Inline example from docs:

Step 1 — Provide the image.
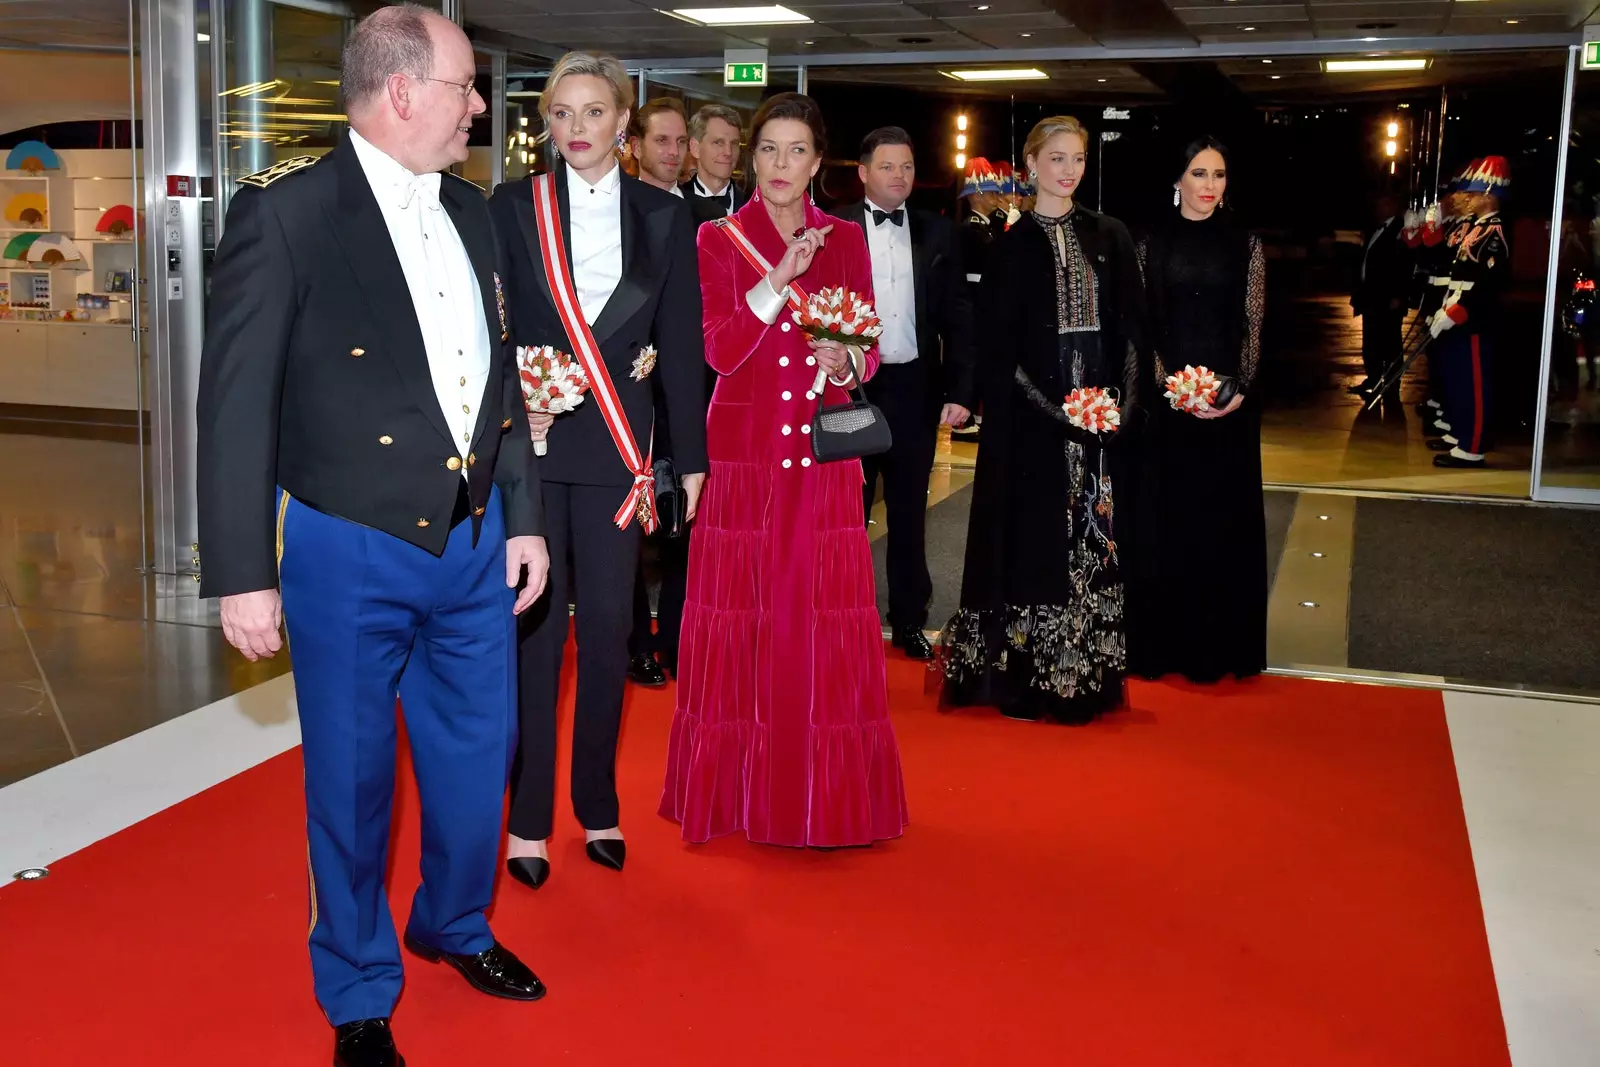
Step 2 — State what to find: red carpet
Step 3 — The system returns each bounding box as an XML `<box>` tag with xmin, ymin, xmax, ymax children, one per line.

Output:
<box><xmin>1</xmin><ymin>660</ymin><xmax>1509</xmax><ymax>1066</ymax></box>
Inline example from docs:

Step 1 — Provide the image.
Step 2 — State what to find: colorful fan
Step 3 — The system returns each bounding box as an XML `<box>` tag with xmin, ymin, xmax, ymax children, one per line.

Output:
<box><xmin>24</xmin><ymin>234</ymin><xmax>82</xmax><ymax>263</ymax></box>
<box><xmin>96</xmin><ymin>205</ymin><xmax>136</xmax><ymax>236</ymax></box>
<box><xmin>5</xmin><ymin>140</ymin><xmax>61</xmax><ymax>174</ymax></box>
<box><xmin>4</xmin><ymin>192</ymin><xmax>48</xmax><ymax>227</ymax></box>
<box><xmin>2</xmin><ymin>232</ymin><xmax>42</xmax><ymax>260</ymax></box>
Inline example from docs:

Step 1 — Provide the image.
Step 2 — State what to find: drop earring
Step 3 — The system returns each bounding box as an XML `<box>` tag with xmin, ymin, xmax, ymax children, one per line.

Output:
<box><xmin>1173</xmin><ymin>189</ymin><xmax>1181</xmax><ymax>207</ymax></box>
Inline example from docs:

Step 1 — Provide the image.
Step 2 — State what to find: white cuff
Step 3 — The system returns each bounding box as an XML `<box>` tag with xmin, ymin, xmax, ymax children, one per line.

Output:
<box><xmin>965</xmin><ymin>273</ymin><xmax>982</xmax><ymax>283</ymax></box>
<box><xmin>745</xmin><ymin>277</ymin><xmax>790</xmax><ymax>325</ymax></box>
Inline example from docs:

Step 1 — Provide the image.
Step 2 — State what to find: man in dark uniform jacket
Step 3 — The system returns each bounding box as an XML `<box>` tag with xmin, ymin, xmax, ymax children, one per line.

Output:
<box><xmin>1351</xmin><ymin>192</ymin><xmax>1412</xmax><ymax>406</ymax></box>
<box><xmin>625</xmin><ymin>102</ymin><xmax>746</xmax><ymax>682</ymax></box>
<box><xmin>195</xmin><ymin>8</ymin><xmax>548</xmax><ymax>1067</ymax></box>
<box><xmin>839</xmin><ymin>127</ymin><xmax>977</xmax><ymax>659</ymax></box>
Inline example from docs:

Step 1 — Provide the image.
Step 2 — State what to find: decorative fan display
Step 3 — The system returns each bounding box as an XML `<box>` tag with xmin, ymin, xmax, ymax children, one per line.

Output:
<box><xmin>4</xmin><ymin>192</ymin><xmax>48</xmax><ymax>228</ymax></box>
<box><xmin>2</xmin><ymin>232</ymin><xmax>42</xmax><ymax>260</ymax></box>
<box><xmin>5</xmin><ymin>140</ymin><xmax>61</xmax><ymax>174</ymax></box>
<box><xmin>96</xmin><ymin>205</ymin><xmax>136</xmax><ymax>236</ymax></box>
<box><xmin>24</xmin><ymin>234</ymin><xmax>83</xmax><ymax>263</ymax></box>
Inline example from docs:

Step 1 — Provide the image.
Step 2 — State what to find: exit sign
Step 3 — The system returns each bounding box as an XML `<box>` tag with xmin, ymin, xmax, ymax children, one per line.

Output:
<box><xmin>1585</xmin><ymin>40</ymin><xmax>1600</xmax><ymax>70</ymax></box>
<box><xmin>725</xmin><ymin>61</ymin><xmax>767</xmax><ymax>86</ymax></box>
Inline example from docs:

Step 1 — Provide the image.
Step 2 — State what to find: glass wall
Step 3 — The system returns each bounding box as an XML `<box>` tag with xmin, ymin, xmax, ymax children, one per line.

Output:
<box><xmin>1536</xmin><ymin>48</ymin><xmax>1600</xmax><ymax>503</ymax></box>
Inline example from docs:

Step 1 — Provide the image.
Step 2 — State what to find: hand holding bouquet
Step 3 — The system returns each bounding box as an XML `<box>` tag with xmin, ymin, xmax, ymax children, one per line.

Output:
<box><xmin>517</xmin><ymin>345</ymin><xmax>589</xmax><ymax>456</ymax></box>
<box><xmin>1164</xmin><ymin>364</ymin><xmax>1221</xmax><ymax>414</ymax></box>
<box><xmin>1062</xmin><ymin>386</ymin><xmax>1120</xmax><ymax>435</ymax></box>
<box><xmin>793</xmin><ymin>287</ymin><xmax>883</xmax><ymax>352</ymax></box>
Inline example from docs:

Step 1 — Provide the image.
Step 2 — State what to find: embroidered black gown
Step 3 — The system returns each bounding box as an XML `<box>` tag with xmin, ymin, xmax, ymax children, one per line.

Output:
<box><xmin>1126</xmin><ymin>213</ymin><xmax>1267</xmax><ymax>683</ymax></box>
<box><xmin>939</xmin><ymin>207</ymin><xmax>1144</xmax><ymax>724</ymax></box>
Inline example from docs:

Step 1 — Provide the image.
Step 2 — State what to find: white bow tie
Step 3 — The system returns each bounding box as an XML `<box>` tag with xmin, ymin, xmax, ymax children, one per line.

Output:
<box><xmin>400</xmin><ymin>172</ymin><xmax>442</xmax><ymax>210</ymax></box>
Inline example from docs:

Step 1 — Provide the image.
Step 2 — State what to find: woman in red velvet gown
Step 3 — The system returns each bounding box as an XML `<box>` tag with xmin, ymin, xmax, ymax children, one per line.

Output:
<box><xmin>660</xmin><ymin>93</ymin><xmax>908</xmax><ymax>847</ymax></box>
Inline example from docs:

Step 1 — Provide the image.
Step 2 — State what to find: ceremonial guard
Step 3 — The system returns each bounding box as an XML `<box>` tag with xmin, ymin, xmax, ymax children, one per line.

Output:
<box><xmin>196</xmin><ymin>7</ymin><xmax>549</xmax><ymax>1067</ymax></box>
<box><xmin>490</xmin><ymin>51</ymin><xmax>707</xmax><ymax>887</ymax></box>
<box><xmin>1425</xmin><ymin>157</ymin><xmax>1510</xmax><ymax>469</ymax></box>
<box><xmin>1407</xmin><ymin>163</ymin><xmax>1474</xmax><ymax>431</ymax></box>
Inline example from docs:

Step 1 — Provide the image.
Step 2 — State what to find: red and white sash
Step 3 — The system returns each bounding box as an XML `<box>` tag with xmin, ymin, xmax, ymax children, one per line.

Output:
<box><xmin>713</xmin><ymin>216</ymin><xmax>809</xmax><ymax>312</ymax></box>
<box><xmin>531</xmin><ymin>172</ymin><xmax>655</xmax><ymax>533</ymax></box>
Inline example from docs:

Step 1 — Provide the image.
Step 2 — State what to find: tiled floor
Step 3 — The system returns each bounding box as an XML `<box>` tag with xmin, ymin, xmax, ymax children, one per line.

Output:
<box><xmin>0</xmin><ymin>428</ymin><xmax>285</xmax><ymax>787</ymax></box>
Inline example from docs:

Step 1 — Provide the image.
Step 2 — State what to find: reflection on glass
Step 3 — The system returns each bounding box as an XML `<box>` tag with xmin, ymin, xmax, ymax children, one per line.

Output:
<box><xmin>1540</xmin><ymin>65</ymin><xmax>1600</xmax><ymax>494</ymax></box>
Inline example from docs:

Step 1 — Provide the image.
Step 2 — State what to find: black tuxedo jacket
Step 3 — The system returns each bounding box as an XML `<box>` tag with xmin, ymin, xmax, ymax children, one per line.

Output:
<box><xmin>679</xmin><ymin>178</ymin><xmax>749</xmax><ymax>225</ymax></box>
<box><xmin>489</xmin><ymin>166</ymin><xmax>707</xmax><ymax>486</ymax></box>
<box><xmin>838</xmin><ymin>202</ymin><xmax>977</xmax><ymax>411</ymax></box>
<box><xmin>196</xmin><ymin>133</ymin><xmax>542</xmax><ymax>600</ymax></box>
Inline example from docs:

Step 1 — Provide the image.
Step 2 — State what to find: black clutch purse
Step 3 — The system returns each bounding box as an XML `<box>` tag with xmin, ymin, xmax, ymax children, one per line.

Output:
<box><xmin>1211</xmin><ymin>375</ymin><xmax>1240</xmax><ymax>410</ymax></box>
<box><xmin>812</xmin><ymin>381</ymin><xmax>893</xmax><ymax>463</ymax></box>
<box><xmin>651</xmin><ymin>456</ymin><xmax>686</xmax><ymax>538</ymax></box>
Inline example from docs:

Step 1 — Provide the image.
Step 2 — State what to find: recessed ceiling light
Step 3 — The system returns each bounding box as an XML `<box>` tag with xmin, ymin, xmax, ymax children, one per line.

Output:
<box><xmin>942</xmin><ymin>67</ymin><xmax>1050</xmax><ymax>82</ymax></box>
<box><xmin>1271</xmin><ymin>74</ymin><xmax>1282</xmax><ymax>80</ymax></box>
<box><xmin>1300</xmin><ymin>601</ymin><xmax>1319</xmax><ymax>608</ymax></box>
<box><xmin>1262</xmin><ymin>59</ymin><xmax>1273</xmax><ymax>64</ymax></box>
<box><xmin>1020</xmin><ymin>32</ymin><xmax>1033</xmax><ymax>37</ymax></box>
<box><xmin>974</xmin><ymin>3</ymin><xmax>991</xmax><ymax>8</ymax></box>
<box><xmin>1098</xmin><ymin>77</ymin><xmax>1107</xmax><ymax>83</ymax></box>
<box><xmin>1362</xmin><ymin>36</ymin><xmax>1380</xmax><ymax>42</ymax></box>
<box><xmin>803</xmin><ymin>40</ymin><xmax>814</xmax><ymax>45</ymax></box>
<box><xmin>1505</xmin><ymin>18</ymin><xmax>1520</xmax><ymax>24</ymax></box>
<box><xmin>1323</xmin><ymin>57</ymin><xmax>1431</xmax><ymax>73</ymax></box>
<box><xmin>1243</xmin><ymin>26</ymin><xmax>1256</xmax><ymax>31</ymax></box>
<box><xmin>669</xmin><ymin>5</ymin><xmax>811</xmax><ymax>26</ymax></box>
<box><xmin>1311</xmin><ymin>551</ymin><xmax>1325</xmax><ymax>558</ymax></box>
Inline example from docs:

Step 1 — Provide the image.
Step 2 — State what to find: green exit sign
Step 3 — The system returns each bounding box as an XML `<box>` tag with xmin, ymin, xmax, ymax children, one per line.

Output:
<box><xmin>1585</xmin><ymin>40</ymin><xmax>1600</xmax><ymax>70</ymax></box>
<box><xmin>725</xmin><ymin>62</ymin><xmax>767</xmax><ymax>86</ymax></box>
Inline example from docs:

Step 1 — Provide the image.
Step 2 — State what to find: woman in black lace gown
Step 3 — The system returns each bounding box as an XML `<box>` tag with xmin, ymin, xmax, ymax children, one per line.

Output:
<box><xmin>939</xmin><ymin>116</ymin><xmax>1144</xmax><ymax>723</ymax></box>
<box><xmin>1126</xmin><ymin>136</ymin><xmax>1268</xmax><ymax>683</ymax></box>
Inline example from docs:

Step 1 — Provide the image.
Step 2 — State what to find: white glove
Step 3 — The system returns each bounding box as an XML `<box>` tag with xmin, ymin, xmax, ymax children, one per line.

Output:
<box><xmin>1429</xmin><ymin>310</ymin><xmax>1454</xmax><ymax>338</ymax></box>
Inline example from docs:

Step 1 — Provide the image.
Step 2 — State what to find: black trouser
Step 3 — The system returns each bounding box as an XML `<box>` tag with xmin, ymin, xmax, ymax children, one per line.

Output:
<box><xmin>1361</xmin><ymin>307</ymin><xmax>1405</xmax><ymax>394</ymax></box>
<box><xmin>510</xmin><ymin>481</ymin><xmax>641</xmax><ymax>840</ymax></box>
<box><xmin>628</xmin><ymin>530</ymin><xmax>690</xmax><ymax>663</ymax></box>
<box><xmin>861</xmin><ymin>360</ymin><xmax>939</xmax><ymax>632</ymax></box>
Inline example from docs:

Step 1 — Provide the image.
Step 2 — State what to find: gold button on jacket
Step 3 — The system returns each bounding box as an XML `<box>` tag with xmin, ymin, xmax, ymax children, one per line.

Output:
<box><xmin>416</xmin><ymin>518</ymin><xmax>430</xmax><ymax>528</ymax></box>
<box><xmin>350</xmin><ymin>347</ymin><xmax>365</xmax><ymax>357</ymax></box>
<box><xmin>378</xmin><ymin>435</ymin><xmax>393</xmax><ymax>445</ymax></box>
<box><xmin>446</xmin><ymin>456</ymin><xmax>462</xmax><ymax>471</ymax></box>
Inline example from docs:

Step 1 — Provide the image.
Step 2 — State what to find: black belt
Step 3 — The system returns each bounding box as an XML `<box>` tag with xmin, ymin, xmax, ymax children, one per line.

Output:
<box><xmin>450</xmin><ymin>477</ymin><xmax>472</xmax><ymax>529</ymax></box>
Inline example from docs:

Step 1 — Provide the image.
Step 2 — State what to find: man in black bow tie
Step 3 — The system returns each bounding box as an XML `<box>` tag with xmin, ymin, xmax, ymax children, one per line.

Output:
<box><xmin>839</xmin><ymin>127</ymin><xmax>976</xmax><ymax>659</ymax></box>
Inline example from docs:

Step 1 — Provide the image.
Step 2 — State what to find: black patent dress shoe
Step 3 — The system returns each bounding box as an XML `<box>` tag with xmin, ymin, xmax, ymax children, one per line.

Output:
<box><xmin>1434</xmin><ymin>452</ymin><xmax>1486</xmax><ymax>469</ymax></box>
<box><xmin>892</xmin><ymin>627</ymin><xmax>934</xmax><ymax>661</ymax></box>
<box><xmin>586</xmin><ymin>838</ymin><xmax>626</xmax><ymax>871</ymax></box>
<box><xmin>335</xmin><ymin>1018</ymin><xmax>403</xmax><ymax>1067</ymax></box>
<box><xmin>506</xmin><ymin>855</ymin><xmax>549</xmax><ymax>890</ymax></box>
<box><xmin>403</xmin><ymin>936</ymin><xmax>546</xmax><ymax>1001</ymax></box>
<box><xmin>627</xmin><ymin>653</ymin><xmax>668</xmax><ymax>687</ymax></box>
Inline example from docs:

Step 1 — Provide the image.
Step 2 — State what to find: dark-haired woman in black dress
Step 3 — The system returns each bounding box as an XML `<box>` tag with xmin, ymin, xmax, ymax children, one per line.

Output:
<box><xmin>1126</xmin><ymin>137</ymin><xmax>1268</xmax><ymax>683</ymax></box>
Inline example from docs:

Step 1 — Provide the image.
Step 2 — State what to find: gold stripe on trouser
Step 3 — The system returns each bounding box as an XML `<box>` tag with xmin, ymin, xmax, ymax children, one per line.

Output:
<box><xmin>278</xmin><ymin>491</ymin><xmax>319</xmax><ymax>941</ymax></box>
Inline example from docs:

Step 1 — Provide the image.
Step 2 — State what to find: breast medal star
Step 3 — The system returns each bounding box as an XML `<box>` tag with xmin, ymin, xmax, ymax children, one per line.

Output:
<box><xmin>631</xmin><ymin>344</ymin><xmax>658</xmax><ymax>382</ymax></box>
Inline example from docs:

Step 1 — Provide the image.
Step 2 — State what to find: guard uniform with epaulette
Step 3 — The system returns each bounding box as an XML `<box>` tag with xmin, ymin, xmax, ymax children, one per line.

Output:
<box><xmin>196</xmin><ymin>116</ymin><xmax>548</xmax><ymax>1049</ymax></box>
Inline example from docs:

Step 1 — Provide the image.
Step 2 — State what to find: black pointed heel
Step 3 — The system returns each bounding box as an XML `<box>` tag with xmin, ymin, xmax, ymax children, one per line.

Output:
<box><xmin>506</xmin><ymin>856</ymin><xmax>549</xmax><ymax>890</ymax></box>
<box><xmin>585</xmin><ymin>839</ymin><xmax>626</xmax><ymax>871</ymax></box>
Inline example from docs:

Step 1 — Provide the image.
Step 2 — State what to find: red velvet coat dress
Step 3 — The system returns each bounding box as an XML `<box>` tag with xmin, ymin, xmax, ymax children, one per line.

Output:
<box><xmin>659</xmin><ymin>196</ymin><xmax>909</xmax><ymax>847</ymax></box>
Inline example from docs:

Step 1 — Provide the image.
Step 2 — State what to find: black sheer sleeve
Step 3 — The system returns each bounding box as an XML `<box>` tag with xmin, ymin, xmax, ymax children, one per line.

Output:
<box><xmin>1239</xmin><ymin>235</ymin><xmax>1265</xmax><ymax>393</ymax></box>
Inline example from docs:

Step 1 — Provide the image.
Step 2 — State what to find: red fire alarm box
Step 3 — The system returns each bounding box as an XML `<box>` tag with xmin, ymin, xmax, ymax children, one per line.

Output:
<box><xmin>166</xmin><ymin>175</ymin><xmax>196</xmax><ymax>198</ymax></box>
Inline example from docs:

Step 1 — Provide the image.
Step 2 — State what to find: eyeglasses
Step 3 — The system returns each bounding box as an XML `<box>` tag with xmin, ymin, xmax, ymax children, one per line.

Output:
<box><xmin>415</xmin><ymin>75</ymin><xmax>480</xmax><ymax>101</ymax></box>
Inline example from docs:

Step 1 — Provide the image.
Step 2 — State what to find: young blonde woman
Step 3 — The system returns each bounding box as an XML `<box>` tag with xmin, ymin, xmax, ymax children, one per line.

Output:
<box><xmin>489</xmin><ymin>52</ymin><xmax>707</xmax><ymax>887</ymax></box>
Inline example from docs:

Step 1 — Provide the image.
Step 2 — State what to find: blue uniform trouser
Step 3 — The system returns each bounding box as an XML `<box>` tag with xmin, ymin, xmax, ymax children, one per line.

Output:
<box><xmin>1439</xmin><ymin>328</ymin><xmax>1493</xmax><ymax>455</ymax></box>
<box><xmin>278</xmin><ymin>487</ymin><xmax>516</xmax><ymax>1026</ymax></box>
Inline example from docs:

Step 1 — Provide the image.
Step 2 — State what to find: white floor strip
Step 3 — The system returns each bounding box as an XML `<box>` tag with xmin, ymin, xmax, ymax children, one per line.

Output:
<box><xmin>0</xmin><ymin>673</ymin><xmax>300</xmax><ymax>885</ymax></box>
<box><xmin>1445</xmin><ymin>690</ymin><xmax>1600</xmax><ymax>1067</ymax></box>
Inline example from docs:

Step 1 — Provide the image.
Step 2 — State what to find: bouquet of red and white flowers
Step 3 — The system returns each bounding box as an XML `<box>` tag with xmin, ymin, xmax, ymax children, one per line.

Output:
<box><xmin>792</xmin><ymin>287</ymin><xmax>883</xmax><ymax>351</ymax></box>
<box><xmin>1062</xmin><ymin>386</ymin><xmax>1120</xmax><ymax>435</ymax></box>
<box><xmin>517</xmin><ymin>345</ymin><xmax>589</xmax><ymax>456</ymax></box>
<box><xmin>1163</xmin><ymin>364</ymin><xmax>1221</xmax><ymax>414</ymax></box>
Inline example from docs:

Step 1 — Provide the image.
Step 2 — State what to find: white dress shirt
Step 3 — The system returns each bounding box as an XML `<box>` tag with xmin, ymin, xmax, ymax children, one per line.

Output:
<box><xmin>863</xmin><ymin>198</ymin><xmax>918</xmax><ymax>364</ymax></box>
<box><xmin>566</xmin><ymin>163</ymin><xmax>624</xmax><ymax>325</ymax></box>
<box><xmin>349</xmin><ymin>130</ymin><xmax>489</xmax><ymax>461</ymax></box>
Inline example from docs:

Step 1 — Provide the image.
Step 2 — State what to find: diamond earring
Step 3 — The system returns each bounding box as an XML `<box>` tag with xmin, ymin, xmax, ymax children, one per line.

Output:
<box><xmin>1173</xmin><ymin>189</ymin><xmax>1181</xmax><ymax>207</ymax></box>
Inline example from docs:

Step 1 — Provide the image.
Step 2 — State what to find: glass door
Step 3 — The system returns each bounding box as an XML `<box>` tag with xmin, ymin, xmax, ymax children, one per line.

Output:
<box><xmin>1534</xmin><ymin>46</ymin><xmax>1600</xmax><ymax>505</ymax></box>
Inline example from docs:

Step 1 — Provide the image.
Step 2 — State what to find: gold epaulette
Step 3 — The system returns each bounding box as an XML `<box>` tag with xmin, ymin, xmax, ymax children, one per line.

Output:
<box><xmin>238</xmin><ymin>155</ymin><xmax>319</xmax><ymax>189</ymax></box>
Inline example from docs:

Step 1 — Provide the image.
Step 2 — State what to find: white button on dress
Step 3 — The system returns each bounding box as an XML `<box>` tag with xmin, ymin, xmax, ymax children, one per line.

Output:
<box><xmin>782</xmin><ymin>390</ymin><xmax>792</xmax><ymax>401</ymax></box>
<box><xmin>782</xmin><ymin>459</ymin><xmax>793</xmax><ymax>469</ymax></box>
<box><xmin>779</xmin><ymin>356</ymin><xmax>789</xmax><ymax>367</ymax></box>
<box><xmin>801</xmin><ymin>424</ymin><xmax>811</xmax><ymax>434</ymax></box>
<box><xmin>781</xmin><ymin>322</ymin><xmax>792</xmax><ymax>333</ymax></box>
<box><xmin>805</xmin><ymin>356</ymin><xmax>817</xmax><ymax>367</ymax></box>
<box><xmin>801</xmin><ymin>457</ymin><xmax>812</xmax><ymax>467</ymax></box>
<box><xmin>781</xmin><ymin>425</ymin><xmax>792</xmax><ymax>435</ymax></box>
